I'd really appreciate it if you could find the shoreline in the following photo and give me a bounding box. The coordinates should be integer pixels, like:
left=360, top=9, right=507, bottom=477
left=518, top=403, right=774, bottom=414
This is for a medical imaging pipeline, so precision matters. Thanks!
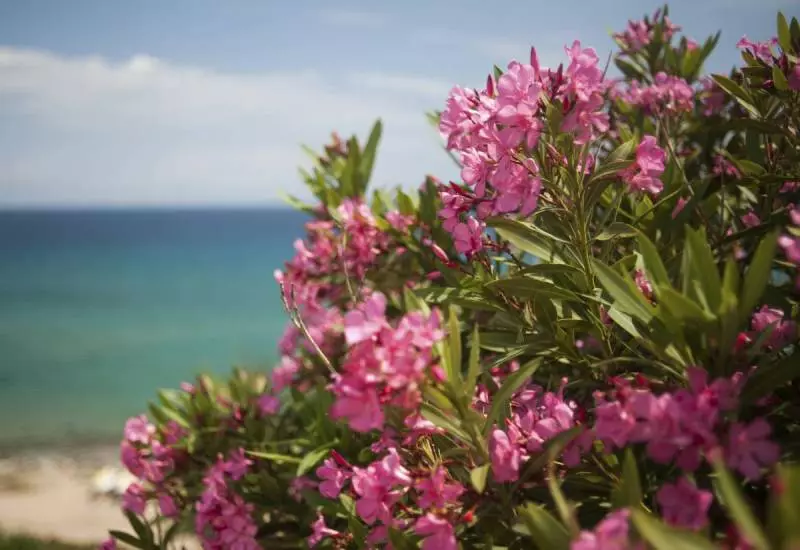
left=0, top=443, right=127, bottom=545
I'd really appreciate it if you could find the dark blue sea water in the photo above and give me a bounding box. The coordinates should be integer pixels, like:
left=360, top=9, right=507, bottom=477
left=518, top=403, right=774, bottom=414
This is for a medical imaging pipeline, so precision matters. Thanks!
left=0, top=208, right=307, bottom=448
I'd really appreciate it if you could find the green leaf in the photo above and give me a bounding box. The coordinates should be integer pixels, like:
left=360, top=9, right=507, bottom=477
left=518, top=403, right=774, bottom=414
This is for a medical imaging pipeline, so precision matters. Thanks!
left=109, top=531, right=145, bottom=549
left=484, top=358, right=542, bottom=435
left=612, top=449, right=643, bottom=509
left=684, top=226, right=721, bottom=313
left=470, top=464, right=490, bottom=494
left=741, top=353, right=800, bottom=403
left=595, top=222, right=638, bottom=242
left=358, top=119, right=382, bottom=193
left=632, top=509, right=717, bottom=550
left=445, top=307, right=462, bottom=386
left=491, top=218, right=567, bottom=263
left=740, top=231, right=779, bottom=322
left=657, top=285, right=716, bottom=323
left=517, top=503, right=571, bottom=550
left=421, top=403, right=470, bottom=442
left=772, top=65, right=790, bottom=91
left=246, top=451, right=301, bottom=464
left=778, top=12, right=792, bottom=53
left=712, top=74, right=760, bottom=118
left=124, top=511, right=153, bottom=548
left=465, top=325, right=482, bottom=397
left=768, top=464, right=800, bottom=548
left=711, top=457, right=770, bottom=550
left=486, top=276, right=579, bottom=301
left=637, top=232, right=670, bottom=288
left=592, top=259, right=654, bottom=323
left=297, top=441, right=338, bottom=476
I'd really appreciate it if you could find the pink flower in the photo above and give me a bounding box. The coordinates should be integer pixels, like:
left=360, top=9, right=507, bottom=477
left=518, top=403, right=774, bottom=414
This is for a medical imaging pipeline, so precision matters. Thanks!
left=593, top=397, right=636, bottom=450
left=489, top=428, right=521, bottom=482
left=779, top=234, right=800, bottom=265
left=99, top=538, right=117, bottom=550
left=634, top=269, right=654, bottom=301
left=330, top=380, right=384, bottom=432
left=656, top=477, right=713, bottom=530
left=415, top=466, right=465, bottom=509
left=316, top=457, right=352, bottom=499
left=122, top=483, right=147, bottom=515
left=790, top=65, right=800, bottom=91
left=308, top=513, right=339, bottom=548
left=572, top=509, right=639, bottom=550
left=257, top=394, right=280, bottom=415
left=351, top=450, right=411, bottom=525
left=344, top=292, right=388, bottom=345
left=271, top=356, right=299, bottom=393
left=751, top=305, right=797, bottom=349
left=221, top=448, right=253, bottom=481
left=621, top=136, right=665, bottom=196
left=736, top=36, right=777, bottom=64
left=672, top=197, right=689, bottom=219
left=158, top=494, right=179, bottom=517
left=415, top=513, right=457, bottom=550
left=741, top=211, right=761, bottom=228
left=385, top=210, right=414, bottom=232
left=726, top=418, right=780, bottom=480
left=453, top=217, right=485, bottom=255
left=713, top=155, right=741, bottom=179
left=124, top=415, right=155, bottom=444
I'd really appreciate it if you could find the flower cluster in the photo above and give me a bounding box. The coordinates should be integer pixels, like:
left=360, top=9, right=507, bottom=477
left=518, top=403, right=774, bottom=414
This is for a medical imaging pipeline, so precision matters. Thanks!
left=779, top=205, right=800, bottom=290
left=615, top=72, right=694, bottom=115
left=594, top=367, right=779, bottom=479
left=572, top=509, right=642, bottom=550
left=612, top=8, right=681, bottom=54
left=195, top=449, right=259, bottom=550
left=119, top=415, right=184, bottom=517
left=315, top=449, right=464, bottom=550
left=330, top=292, right=444, bottom=432
left=486, top=379, right=593, bottom=482
left=619, top=135, right=667, bottom=196
left=437, top=40, right=611, bottom=253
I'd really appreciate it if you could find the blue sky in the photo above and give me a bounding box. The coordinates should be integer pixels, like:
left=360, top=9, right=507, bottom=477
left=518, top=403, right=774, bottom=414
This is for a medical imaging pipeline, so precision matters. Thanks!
left=0, top=0, right=791, bottom=207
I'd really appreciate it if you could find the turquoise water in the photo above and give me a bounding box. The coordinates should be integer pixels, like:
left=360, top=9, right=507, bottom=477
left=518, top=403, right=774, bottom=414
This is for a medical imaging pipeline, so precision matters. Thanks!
left=0, top=208, right=307, bottom=448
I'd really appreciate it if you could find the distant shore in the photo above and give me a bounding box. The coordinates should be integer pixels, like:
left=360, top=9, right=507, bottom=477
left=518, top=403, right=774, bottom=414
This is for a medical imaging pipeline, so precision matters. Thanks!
left=0, top=444, right=127, bottom=545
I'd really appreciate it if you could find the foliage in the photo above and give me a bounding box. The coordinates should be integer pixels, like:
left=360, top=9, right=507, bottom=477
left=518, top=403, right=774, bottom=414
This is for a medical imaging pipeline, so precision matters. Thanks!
left=103, top=6, right=800, bottom=550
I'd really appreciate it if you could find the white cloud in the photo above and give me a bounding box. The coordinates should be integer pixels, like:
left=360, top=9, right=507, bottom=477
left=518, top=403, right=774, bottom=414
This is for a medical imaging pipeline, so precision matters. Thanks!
left=0, top=47, right=458, bottom=206
left=314, top=8, right=386, bottom=28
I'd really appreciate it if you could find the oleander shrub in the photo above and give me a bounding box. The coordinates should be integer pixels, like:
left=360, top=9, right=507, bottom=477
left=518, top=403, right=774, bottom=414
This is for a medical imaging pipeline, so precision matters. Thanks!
left=102, top=6, right=800, bottom=550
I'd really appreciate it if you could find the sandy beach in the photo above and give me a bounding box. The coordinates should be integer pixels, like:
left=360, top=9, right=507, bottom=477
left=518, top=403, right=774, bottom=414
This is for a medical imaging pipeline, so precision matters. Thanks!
left=0, top=446, right=136, bottom=545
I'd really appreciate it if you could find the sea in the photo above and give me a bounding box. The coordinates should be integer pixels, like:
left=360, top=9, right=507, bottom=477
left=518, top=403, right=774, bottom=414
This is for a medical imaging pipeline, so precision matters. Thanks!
left=0, top=208, right=308, bottom=451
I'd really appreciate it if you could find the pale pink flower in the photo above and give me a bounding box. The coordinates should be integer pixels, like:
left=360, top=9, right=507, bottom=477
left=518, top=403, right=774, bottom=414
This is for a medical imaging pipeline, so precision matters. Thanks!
left=489, top=428, right=521, bottom=482
left=344, top=292, right=387, bottom=345
left=672, top=196, right=689, bottom=219
left=751, top=305, right=797, bottom=349
left=657, top=477, right=713, bottom=530
left=257, top=394, right=280, bottom=415
left=158, top=494, right=179, bottom=517
left=726, top=418, right=780, bottom=480
left=122, top=483, right=147, bottom=515
left=572, top=509, right=639, bottom=550
left=415, top=513, right=457, bottom=550
left=741, top=211, right=761, bottom=228
left=316, top=457, right=352, bottom=499
left=271, top=356, right=299, bottom=393
left=621, top=136, right=665, bottom=196
left=415, top=466, right=465, bottom=509
left=453, top=217, right=485, bottom=255
left=308, top=513, right=339, bottom=548
left=99, top=538, right=117, bottom=550
left=124, top=415, right=155, bottom=444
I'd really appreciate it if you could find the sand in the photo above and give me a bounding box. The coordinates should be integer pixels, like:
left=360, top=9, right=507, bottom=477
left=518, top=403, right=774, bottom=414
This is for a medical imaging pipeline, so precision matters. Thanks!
left=0, top=447, right=129, bottom=544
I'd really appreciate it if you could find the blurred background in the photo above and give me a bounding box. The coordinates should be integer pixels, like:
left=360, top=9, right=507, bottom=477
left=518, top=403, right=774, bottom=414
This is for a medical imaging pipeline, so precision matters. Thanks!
left=0, top=0, right=784, bottom=544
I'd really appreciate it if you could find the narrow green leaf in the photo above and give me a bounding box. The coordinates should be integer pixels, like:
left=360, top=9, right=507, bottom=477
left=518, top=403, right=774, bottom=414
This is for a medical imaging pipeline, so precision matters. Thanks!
left=772, top=65, right=790, bottom=91
left=632, top=509, right=717, bottom=550
left=358, top=119, right=382, bottom=192
left=637, top=232, right=670, bottom=287
left=484, top=358, right=543, bottom=435
left=592, top=259, right=654, bottom=323
left=612, top=449, right=643, bottom=509
left=470, top=464, right=490, bottom=494
left=297, top=442, right=338, bottom=476
left=246, top=451, right=302, bottom=464
left=491, top=218, right=567, bottom=263
left=109, top=531, right=145, bottom=549
left=421, top=403, right=470, bottom=442
left=740, top=231, right=779, bottom=322
left=517, top=503, right=571, bottom=550
left=465, top=325, right=482, bottom=396
left=684, top=227, right=721, bottom=313
left=741, top=354, right=800, bottom=403
left=712, top=75, right=760, bottom=118
left=486, top=276, right=579, bottom=301
left=657, top=285, right=716, bottom=323
left=446, top=307, right=462, bottom=386
left=595, top=222, right=638, bottom=242
left=778, top=12, right=792, bottom=53
left=711, top=457, right=770, bottom=550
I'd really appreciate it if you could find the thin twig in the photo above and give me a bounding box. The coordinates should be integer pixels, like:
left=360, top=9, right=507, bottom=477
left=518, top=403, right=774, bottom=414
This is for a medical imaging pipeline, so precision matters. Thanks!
left=278, top=282, right=335, bottom=374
